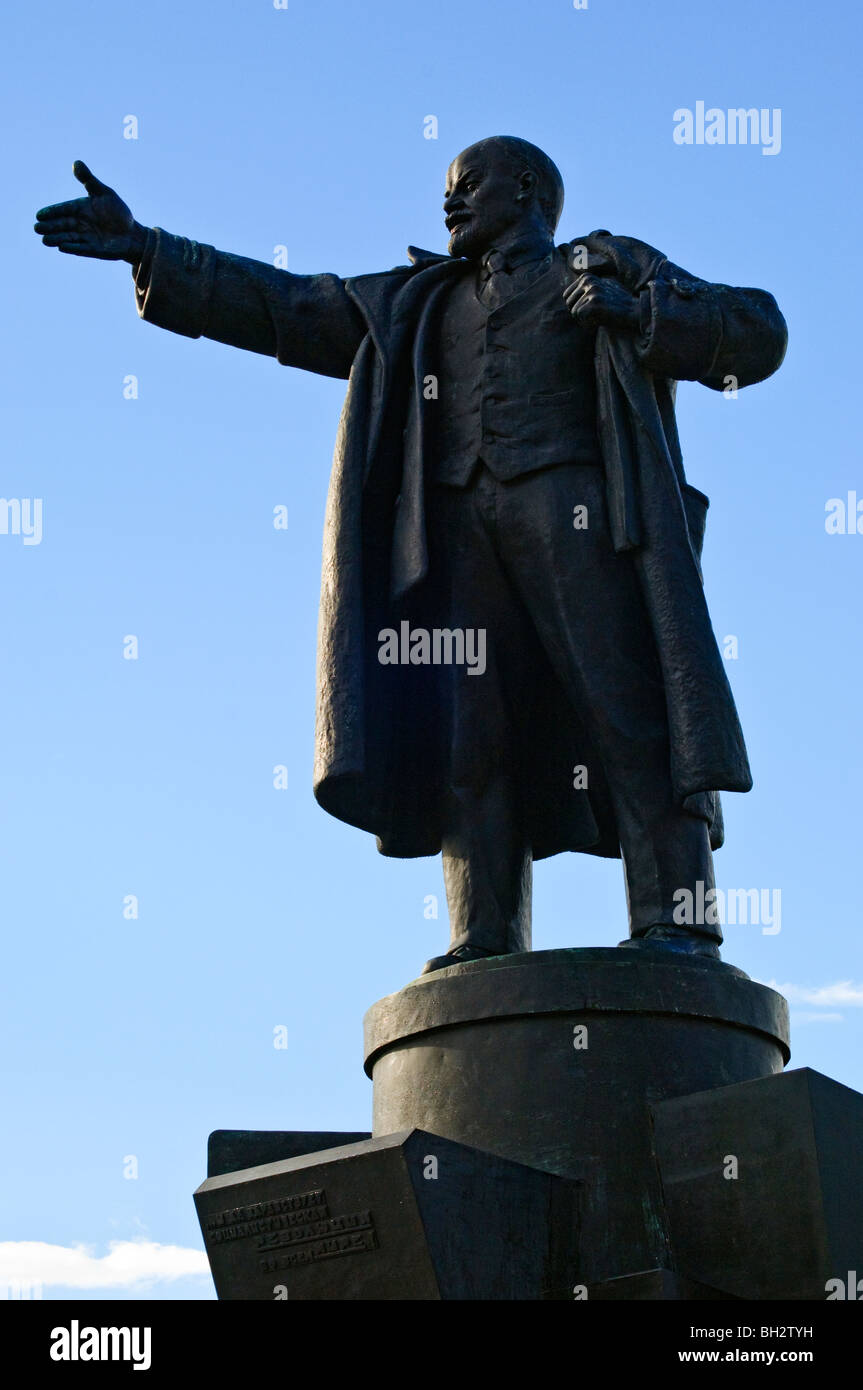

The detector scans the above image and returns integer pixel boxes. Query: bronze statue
[35,137,787,973]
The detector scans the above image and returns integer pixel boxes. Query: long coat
[134,228,788,861]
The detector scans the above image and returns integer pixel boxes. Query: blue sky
[2,0,861,1299]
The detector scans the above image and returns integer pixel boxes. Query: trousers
[423,458,719,952]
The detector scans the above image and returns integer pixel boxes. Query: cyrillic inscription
[257,1210,373,1251]
[204,1187,378,1270]
[258,1228,377,1272]
[207,1188,326,1244]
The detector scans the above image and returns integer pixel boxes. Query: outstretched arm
[35,162,366,380]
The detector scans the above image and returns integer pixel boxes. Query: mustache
[445,210,474,232]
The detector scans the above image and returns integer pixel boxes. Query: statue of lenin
[35,136,788,973]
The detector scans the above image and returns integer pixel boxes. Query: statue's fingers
[34,215,84,234]
[41,231,90,248]
[564,275,596,304]
[572,288,599,316]
[57,243,102,256]
[36,197,89,221]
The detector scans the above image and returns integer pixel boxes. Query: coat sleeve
[634,253,788,391]
[132,228,367,379]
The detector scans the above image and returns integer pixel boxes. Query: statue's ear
[515,168,538,205]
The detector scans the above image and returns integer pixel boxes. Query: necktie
[479,250,512,310]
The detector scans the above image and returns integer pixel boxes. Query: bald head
[444,136,565,260]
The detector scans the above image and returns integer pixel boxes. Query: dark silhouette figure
[35,140,787,972]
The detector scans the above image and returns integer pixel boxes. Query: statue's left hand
[563,273,641,333]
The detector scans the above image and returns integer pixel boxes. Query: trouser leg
[493,462,722,945]
[426,470,534,956]
[615,782,719,943]
[441,774,533,955]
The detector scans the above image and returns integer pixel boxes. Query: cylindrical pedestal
[364,948,790,1284]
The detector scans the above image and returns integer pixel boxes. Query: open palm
[35,160,139,261]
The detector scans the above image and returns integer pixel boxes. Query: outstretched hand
[34,161,145,262]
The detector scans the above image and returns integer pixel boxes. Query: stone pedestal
[195,947,863,1299]
[363,948,789,1285]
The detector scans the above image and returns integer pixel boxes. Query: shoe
[618,925,721,960]
[421,944,500,975]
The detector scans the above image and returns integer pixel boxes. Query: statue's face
[444,145,536,260]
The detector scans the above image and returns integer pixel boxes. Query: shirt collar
[480,233,555,276]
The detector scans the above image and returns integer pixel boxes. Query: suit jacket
[133,229,787,860]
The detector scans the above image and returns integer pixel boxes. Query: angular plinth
[194,1129,578,1300]
[364,947,789,1283]
[207,1130,371,1178]
[652,1067,863,1300]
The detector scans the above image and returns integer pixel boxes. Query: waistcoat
[433,248,601,485]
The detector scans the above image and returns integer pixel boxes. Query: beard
[446,213,497,261]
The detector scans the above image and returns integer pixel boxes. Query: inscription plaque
[194,1129,579,1300]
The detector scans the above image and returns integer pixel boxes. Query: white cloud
[790,1011,844,1025]
[0,1239,210,1291]
[764,980,863,1008]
